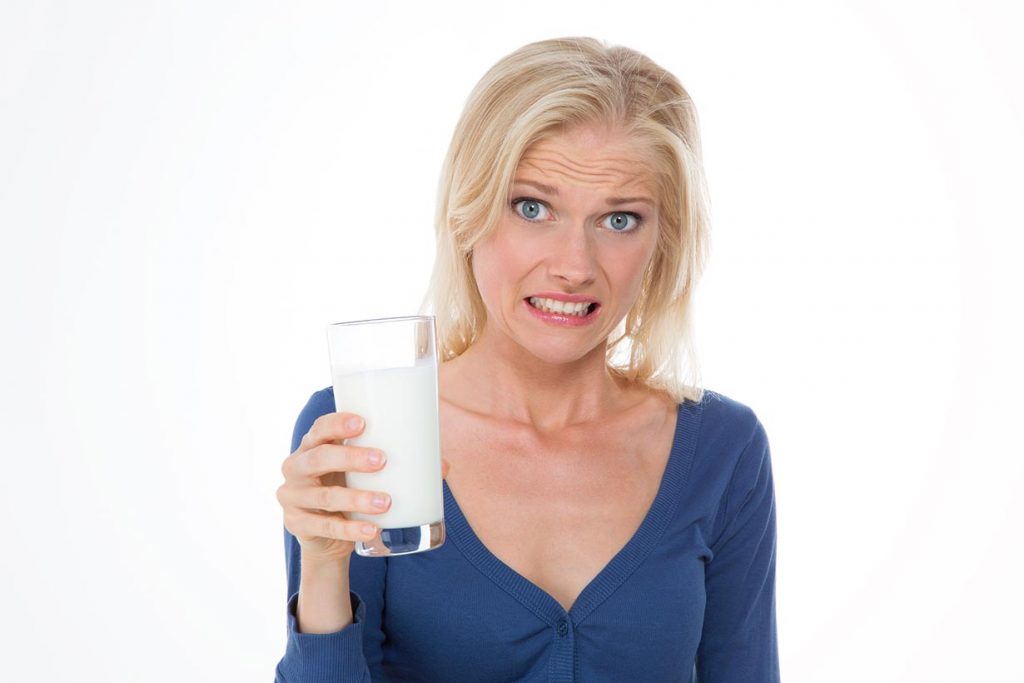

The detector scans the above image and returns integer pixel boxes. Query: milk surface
[331,364,444,528]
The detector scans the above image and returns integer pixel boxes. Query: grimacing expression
[470,123,661,365]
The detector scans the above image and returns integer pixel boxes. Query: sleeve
[274,389,389,683]
[695,418,780,682]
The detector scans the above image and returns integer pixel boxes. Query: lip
[523,297,601,327]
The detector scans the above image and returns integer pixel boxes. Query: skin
[437,121,679,611]
[440,121,663,432]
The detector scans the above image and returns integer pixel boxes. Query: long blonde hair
[418,37,711,405]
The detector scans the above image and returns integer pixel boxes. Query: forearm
[297,556,354,634]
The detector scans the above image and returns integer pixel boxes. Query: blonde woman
[275,37,780,682]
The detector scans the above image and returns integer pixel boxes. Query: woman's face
[470,122,661,367]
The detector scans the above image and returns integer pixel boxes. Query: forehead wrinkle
[520,151,650,172]
[517,156,651,190]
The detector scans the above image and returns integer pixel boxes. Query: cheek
[615,267,644,300]
[610,244,657,300]
[470,240,510,305]
[473,231,528,296]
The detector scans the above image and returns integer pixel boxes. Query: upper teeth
[529,297,593,316]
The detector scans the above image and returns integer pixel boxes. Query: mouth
[523,296,601,326]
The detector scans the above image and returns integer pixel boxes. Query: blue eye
[511,197,549,221]
[510,197,642,233]
[603,212,642,233]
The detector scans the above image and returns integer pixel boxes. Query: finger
[299,411,366,451]
[278,483,392,515]
[285,443,386,479]
[284,509,380,543]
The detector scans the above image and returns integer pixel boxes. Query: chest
[440,409,677,612]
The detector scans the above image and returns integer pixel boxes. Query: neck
[439,323,630,433]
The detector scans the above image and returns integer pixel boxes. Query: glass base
[356,520,445,557]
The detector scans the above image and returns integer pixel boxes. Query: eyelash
[509,196,644,233]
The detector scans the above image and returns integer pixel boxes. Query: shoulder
[692,392,777,557]
[686,387,765,444]
[682,388,771,481]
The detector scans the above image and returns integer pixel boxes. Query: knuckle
[304,446,325,474]
[334,446,353,471]
[315,485,337,511]
[281,452,299,478]
[303,414,330,447]
[328,515,352,541]
[300,424,317,449]
[319,515,336,540]
[345,447,365,471]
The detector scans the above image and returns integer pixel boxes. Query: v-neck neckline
[441,399,704,627]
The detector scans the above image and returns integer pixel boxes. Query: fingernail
[347,416,364,431]
[361,524,377,537]
[368,450,384,466]
[372,493,390,509]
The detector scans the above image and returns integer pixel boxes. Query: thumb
[441,457,451,479]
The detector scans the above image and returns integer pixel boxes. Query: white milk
[331,364,444,529]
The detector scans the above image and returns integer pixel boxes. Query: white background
[2,1,1022,681]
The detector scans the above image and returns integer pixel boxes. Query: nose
[549,223,597,288]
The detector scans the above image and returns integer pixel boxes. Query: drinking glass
[325,315,445,557]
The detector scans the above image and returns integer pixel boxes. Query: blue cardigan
[275,387,779,682]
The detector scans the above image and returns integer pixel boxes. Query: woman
[275,37,779,682]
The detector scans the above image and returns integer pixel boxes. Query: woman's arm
[297,555,355,633]
[695,418,780,682]
[275,389,388,683]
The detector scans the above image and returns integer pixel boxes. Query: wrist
[301,552,351,573]
[297,556,354,634]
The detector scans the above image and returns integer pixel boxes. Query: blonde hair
[418,37,710,405]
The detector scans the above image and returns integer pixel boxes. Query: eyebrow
[512,178,656,207]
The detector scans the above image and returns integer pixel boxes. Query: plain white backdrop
[2,1,1022,681]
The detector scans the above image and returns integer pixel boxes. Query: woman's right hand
[276,411,451,564]
[277,411,393,563]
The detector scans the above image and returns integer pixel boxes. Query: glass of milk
[325,315,445,557]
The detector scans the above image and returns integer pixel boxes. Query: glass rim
[327,314,435,328]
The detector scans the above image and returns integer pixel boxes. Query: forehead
[514,125,656,193]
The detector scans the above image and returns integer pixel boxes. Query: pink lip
[523,298,601,327]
